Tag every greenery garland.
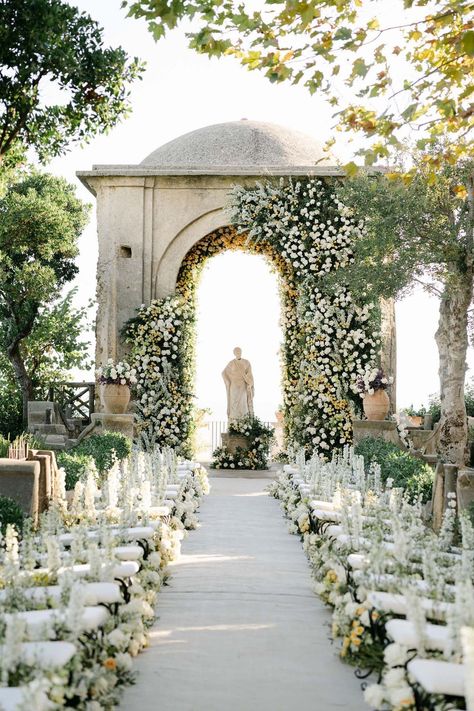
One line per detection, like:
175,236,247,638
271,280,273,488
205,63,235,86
124,177,380,458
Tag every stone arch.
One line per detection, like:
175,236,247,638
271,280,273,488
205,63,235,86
154,207,229,299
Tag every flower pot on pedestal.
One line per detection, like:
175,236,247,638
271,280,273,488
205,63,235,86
363,390,390,421
100,384,131,414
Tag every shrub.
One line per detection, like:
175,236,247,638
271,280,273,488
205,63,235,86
0,435,9,458
0,380,23,439
354,436,434,503
56,451,95,491
74,432,132,475
0,496,25,534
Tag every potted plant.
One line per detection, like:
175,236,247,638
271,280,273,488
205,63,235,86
96,359,137,414
355,367,393,421
403,405,427,428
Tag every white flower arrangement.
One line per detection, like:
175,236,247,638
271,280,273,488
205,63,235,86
97,358,137,387
270,447,474,710
125,178,381,458
0,447,210,708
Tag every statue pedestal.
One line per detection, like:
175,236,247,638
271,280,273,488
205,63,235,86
221,432,250,455
90,413,135,439
352,419,400,447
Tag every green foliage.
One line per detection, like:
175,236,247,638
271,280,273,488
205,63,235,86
125,0,473,166
0,171,90,422
0,288,91,396
0,377,23,439
0,434,9,457
212,415,274,470
334,160,474,303
354,436,434,503
56,451,94,491
404,405,427,418
0,0,144,163
74,433,132,475
0,496,25,534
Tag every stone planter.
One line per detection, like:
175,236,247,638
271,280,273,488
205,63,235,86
100,383,130,414
363,389,390,421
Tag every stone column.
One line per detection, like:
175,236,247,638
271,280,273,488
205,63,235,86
380,297,397,413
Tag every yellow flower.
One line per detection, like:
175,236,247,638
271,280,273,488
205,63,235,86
103,657,117,671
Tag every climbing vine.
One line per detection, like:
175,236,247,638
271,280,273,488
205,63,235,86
125,177,380,457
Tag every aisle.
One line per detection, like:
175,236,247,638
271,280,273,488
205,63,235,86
120,477,365,711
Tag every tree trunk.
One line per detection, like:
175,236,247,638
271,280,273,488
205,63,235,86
435,274,473,465
7,341,34,426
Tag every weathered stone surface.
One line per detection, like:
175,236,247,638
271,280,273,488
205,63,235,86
0,459,41,524
140,120,332,170
457,467,474,512
28,401,55,426
221,433,250,455
90,413,135,439
352,420,401,447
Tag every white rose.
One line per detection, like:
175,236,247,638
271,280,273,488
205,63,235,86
148,551,162,569
115,652,133,671
107,628,128,649
384,668,406,688
388,685,414,707
363,683,385,708
384,642,409,668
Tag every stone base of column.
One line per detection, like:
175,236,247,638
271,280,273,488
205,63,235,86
221,432,250,455
90,412,135,439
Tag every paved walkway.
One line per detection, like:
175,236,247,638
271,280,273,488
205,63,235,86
120,477,365,711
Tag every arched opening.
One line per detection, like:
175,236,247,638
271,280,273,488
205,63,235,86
194,250,283,459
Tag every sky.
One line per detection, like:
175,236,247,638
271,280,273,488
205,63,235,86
41,0,473,422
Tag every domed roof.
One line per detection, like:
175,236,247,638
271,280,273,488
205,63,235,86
140,120,331,169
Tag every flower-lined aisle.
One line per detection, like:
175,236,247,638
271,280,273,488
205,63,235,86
0,449,209,710
269,451,474,711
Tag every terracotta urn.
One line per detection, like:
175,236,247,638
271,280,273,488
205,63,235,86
363,389,390,421
101,383,130,414
407,415,424,428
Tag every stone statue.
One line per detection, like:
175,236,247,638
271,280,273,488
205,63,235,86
222,347,254,422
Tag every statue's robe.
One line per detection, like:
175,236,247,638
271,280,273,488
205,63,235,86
222,357,254,421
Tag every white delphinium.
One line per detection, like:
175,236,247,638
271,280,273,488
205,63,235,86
422,546,441,594
70,525,89,564
352,455,365,494
66,582,87,640
71,480,84,516
439,492,457,551
83,469,98,520
3,524,20,584
446,578,474,660
17,678,52,711
20,523,37,572
350,499,362,550
1,615,26,685
140,480,152,510
106,461,120,509
87,542,103,580
461,626,474,711
369,461,382,494
404,588,427,655
45,536,62,573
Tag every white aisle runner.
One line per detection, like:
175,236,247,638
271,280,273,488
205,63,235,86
120,477,365,711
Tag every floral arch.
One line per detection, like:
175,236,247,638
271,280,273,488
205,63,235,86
125,178,380,458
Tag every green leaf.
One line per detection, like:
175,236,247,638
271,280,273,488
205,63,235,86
462,30,474,56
